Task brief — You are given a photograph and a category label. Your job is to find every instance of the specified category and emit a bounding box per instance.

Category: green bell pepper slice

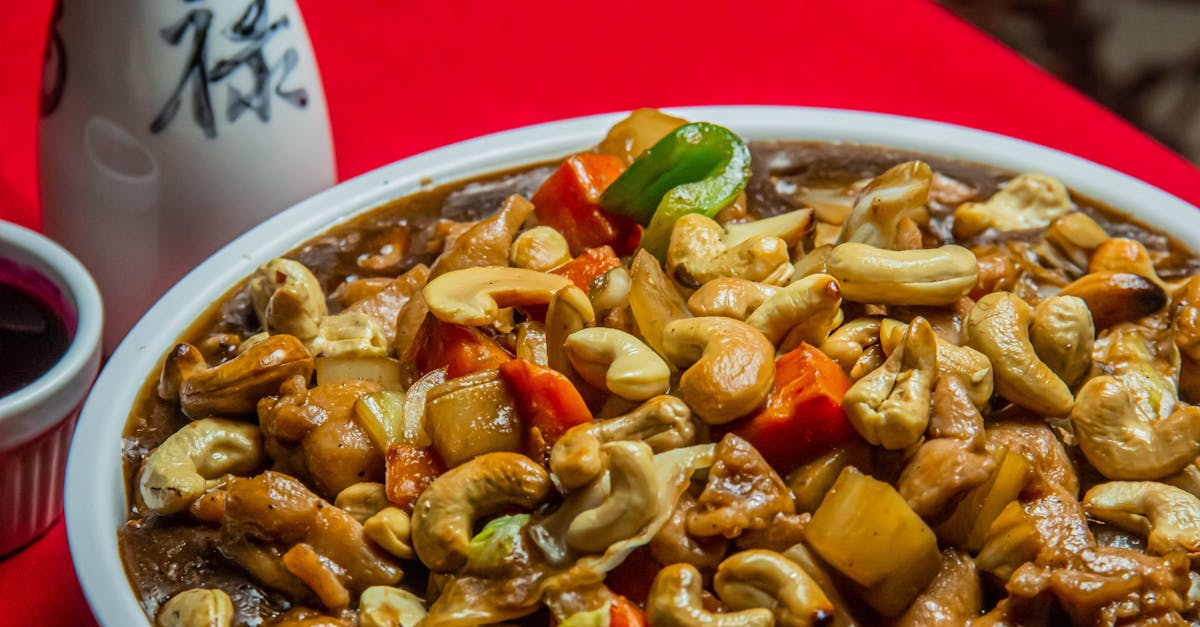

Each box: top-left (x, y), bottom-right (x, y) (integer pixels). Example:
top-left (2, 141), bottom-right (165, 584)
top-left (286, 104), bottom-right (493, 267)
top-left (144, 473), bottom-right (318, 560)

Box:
top-left (599, 122), bottom-right (750, 258)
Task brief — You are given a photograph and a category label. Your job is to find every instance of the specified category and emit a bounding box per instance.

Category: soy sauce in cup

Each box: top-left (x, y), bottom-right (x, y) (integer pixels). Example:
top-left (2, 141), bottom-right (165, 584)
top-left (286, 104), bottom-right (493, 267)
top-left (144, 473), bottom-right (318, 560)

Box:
top-left (0, 284), bottom-right (71, 397)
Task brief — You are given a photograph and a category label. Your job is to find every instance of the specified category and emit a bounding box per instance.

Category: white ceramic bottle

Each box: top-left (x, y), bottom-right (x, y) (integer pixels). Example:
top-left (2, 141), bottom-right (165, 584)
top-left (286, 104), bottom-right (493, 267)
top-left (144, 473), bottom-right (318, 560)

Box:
top-left (39, 0), bottom-right (336, 352)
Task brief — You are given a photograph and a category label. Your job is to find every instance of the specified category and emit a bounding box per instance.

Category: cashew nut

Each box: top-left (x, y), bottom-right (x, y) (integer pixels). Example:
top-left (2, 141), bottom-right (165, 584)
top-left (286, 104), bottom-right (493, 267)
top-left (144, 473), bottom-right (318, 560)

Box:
top-left (410, 452), bottom-right (552, 572)
top-left (359, 586), bottom-right (426, 627)
top-left (1045, 212), bottom-right (1109, 270)
top-left (714, 550), bottom-right (834, 627)
top-left (566, 440), bottom-right (660, 553)
top-left (334, 482), bottom-right (390, 523)
top-left (838, 160), bottom-right (932, 249)
top-left (1071, 375), bottom-right (1200, 480)
top-left (545, 284), bottom-right (597, 379)
top-left (249, 258), bottom-right (327, 341)
top-left (588, 265), bottom-right (632, 313)
top-left (953, 173), bottom-right (1073, 239)
top-left (687, 278), bottom-right (781, 320)
top-left (723, 209), bottom-right (813, 248)
top-left (879, 318), bottom-right (994, 408)
top-left (667, 213), bottom-right (792, 288)
top-left (967, 292), bottom-right (1073, 416)
top-left (564, 327), bottom-right (670, 400)
top-left (311, 311), bottom-right (389, 358)
top-left (1059, 271), bottom-right (1167, 329)
top-left (826, 243), bottom-right (977, 306)
top-left (662, 317), bottom-right (776, 425)
top-left (139, 418), bottom-right (264, 515)
top-left (820, 316), bottom-right (883, 379)
top-left (161, 335), bottom-right (315, 419)
top-left (156, 588), bottom-right (233, 627)
top-left (1084, 481), bottom-right (1200, 561)
top-left (550, 395), bottom-right (696, 489)
top-left (509, 226), bottom-right (572, 271)
top-left (647, 563), bottom-right (775, 627)
top-left (745, 273), bottom-right (843, 347)
top-left (364, 507), bottom-right (415, 560)
top-left (1029, 295), bottom-right (1094, 386)
top-left (422, 266), bottom-right (575, 326)
top-left (1089, 237), bottom-right (1164, 286)
top-left (844, 317), bottom-right (938, 449)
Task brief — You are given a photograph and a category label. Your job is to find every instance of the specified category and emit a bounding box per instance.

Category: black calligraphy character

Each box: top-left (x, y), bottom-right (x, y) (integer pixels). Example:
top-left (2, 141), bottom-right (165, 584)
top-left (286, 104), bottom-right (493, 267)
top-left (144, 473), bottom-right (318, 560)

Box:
top-left (150, 8), bottom-right (217, 138)
top-left (210, 0), bottom-right (309, 125)
top-left (40, 0), bottom-right (67, 117)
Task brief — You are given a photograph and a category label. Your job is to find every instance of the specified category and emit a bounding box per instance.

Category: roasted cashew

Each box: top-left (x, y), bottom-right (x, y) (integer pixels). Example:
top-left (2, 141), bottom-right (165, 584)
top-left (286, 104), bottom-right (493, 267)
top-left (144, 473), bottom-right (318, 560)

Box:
top-left (1176, 276), bottom-right (1200, 363)
top-left (410, 452), bottom-right (552, 572)
top-left (745, 273), bottom-right (843, 347)
top-left (156, 588), bottom-right (233, 627)
top-left (564, 327), bottom-right (670, 400)
top-left (550, 395), bottom-right (695, 489)
top-left (545, 285), bottom-right (597, 378)
top-left (364, 507), bottom-right (415, 560)
top-left (1071, 375), bottom-right (1200, 480)
top-left (967, 292), bottom-right (1073, 416)
top-left (1045, 211), bottom-right (1109, 270)
top-left (311, 311), bottom-right (389, 358)
top-left (662, 317), bottom-right (776, 425)
top-left (953, 173), bottom-right (1073, 239)
top-left (588, 265), bottom-right (632, 313)
top-left (879, 318), bottom-right (993, 408)
top-left (714, 550), bottom-right (834, 627)
top-left (509, 226), bottom-right (571, 271)
top-left (359, 586), bottom-right (426, 627)
top-left (1029, 295), bottom-right (1094, 386)
top-left (1059, 271), bottom-right (1167, 329)
top-left (838, 160), bottom-right (932, 249)
top-left (647, 563), bottom-right (775, 627)
top-left (139, 418), bottom-right (264, 515)
top-left (249, 258), bottom-right (327, 341)
top-left (1089, 237), bottom-right (1164, 286)
top-left (723, 209), bottom-right (813, 248)
top-left (844, 317), bottom-right (938, 449)
top-left (667, 213), bottom-right (792, 288)
top-left (161, 335), bottom-right (315, 419)
top-left (422, 266), bottom-right (574, 326)
top-left (334, 482), bottom-right (390, 523)
top-left (687, 278), bottom-right (781, 320)
top-left (820, 316), bottom-right (883, 378)
top-left (827, 243), bottom-right (977, 306)
top-left (566, 441), bottom-right (660, 553)
top-left (1084, 481), bottom-right (1200, 561)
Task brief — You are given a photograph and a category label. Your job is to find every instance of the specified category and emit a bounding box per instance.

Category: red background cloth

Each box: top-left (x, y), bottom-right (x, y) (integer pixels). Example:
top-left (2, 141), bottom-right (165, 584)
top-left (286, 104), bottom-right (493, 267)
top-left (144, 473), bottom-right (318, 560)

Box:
top-left (1, 0), bottom-right (1198, 625)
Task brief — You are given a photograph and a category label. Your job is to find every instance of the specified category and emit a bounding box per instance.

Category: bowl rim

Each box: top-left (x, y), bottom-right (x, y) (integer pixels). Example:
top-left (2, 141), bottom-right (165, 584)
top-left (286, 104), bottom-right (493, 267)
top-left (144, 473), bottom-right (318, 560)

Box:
top-left (65, 105), bottom-right (1200, 625)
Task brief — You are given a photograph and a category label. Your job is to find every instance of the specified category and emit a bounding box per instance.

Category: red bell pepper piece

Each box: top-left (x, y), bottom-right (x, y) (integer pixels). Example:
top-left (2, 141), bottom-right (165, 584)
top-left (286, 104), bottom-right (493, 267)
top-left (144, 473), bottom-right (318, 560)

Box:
top-left (605, 546), bottom-right (660, 607)
top-left (385, 444), bottom-right (445, 512)
top-left (553, 245), bottom-right (623, 291)
top-left (609, 593), bottom-right (648, 627)
top-left (499, 359), bottom-right (593, 457)
top-left (532, 154), bottom-right (640, 256)
top-left (413, 316), bottom-right (512, 379)
top-left (730, 343), bottom-right (858, 473)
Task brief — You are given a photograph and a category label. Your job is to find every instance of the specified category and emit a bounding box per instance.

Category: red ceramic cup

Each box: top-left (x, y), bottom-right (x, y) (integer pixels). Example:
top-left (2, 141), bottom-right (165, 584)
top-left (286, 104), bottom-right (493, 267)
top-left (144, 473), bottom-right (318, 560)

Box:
top-left (0, 221), bottom-right (101, 556)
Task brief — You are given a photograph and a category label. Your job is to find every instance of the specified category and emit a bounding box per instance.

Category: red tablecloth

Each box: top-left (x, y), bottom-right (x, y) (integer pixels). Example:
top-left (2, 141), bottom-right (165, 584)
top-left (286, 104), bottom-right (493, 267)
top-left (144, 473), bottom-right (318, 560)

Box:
top-left (2, 0), bottom-right (1199, 625)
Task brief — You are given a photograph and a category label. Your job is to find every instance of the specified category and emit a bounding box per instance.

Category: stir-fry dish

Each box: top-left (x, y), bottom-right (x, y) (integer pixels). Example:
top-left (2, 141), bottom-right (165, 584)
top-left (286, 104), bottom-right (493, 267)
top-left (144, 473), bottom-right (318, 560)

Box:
top-left (121, 109), bottom-right (1200, 626)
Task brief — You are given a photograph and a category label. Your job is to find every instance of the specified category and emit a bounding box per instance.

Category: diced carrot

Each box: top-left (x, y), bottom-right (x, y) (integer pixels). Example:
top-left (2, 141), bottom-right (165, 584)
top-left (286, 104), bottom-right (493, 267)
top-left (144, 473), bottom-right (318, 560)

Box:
top-left (553, 245), bottom-right (623, 291)
top-left (730, 343), bottom-right (858, 473)
top-left (413, 315), bottom-right (512, 379)
top-left (384, 444), bottom-right (445, 512)
top-left (609, 593), bottom-right (647, 627)
top-left (532, 154), bottom-right (640, 255)
top-left (498, 359), bottom-right (593, 458)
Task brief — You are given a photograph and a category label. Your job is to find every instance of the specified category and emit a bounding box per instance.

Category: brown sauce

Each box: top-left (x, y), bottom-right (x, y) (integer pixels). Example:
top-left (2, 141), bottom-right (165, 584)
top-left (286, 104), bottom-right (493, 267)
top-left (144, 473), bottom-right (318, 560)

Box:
top-left (118, 141), bottom-right (1200, 625)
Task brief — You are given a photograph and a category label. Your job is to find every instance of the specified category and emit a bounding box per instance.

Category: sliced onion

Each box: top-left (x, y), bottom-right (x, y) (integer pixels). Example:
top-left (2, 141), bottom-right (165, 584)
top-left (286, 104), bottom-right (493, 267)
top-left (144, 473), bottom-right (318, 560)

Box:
top-left (401, 367), bottom-right (446, 447)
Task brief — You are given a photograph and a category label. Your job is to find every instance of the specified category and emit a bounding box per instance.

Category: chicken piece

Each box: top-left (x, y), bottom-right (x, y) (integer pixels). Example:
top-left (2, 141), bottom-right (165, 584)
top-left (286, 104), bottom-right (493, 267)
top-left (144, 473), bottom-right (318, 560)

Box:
top-left (343, 264), bottom-right (430, 345)
top-left (216, 471), bottom-right (402, 609)
top-left (687, 433), bottom-right (795, 538)
top-left (895, 549), bottom-right (982, 627)
top-left (428, 195), bottom-right (534, 278)
top-left (987, 418), bottom-right (1079, 498)
top-left (897, 377), bottom-right (994, 518)
top-left (258, 376), bottom-right (385, 500)
top-left (649, 491), bottom-right (728, 568)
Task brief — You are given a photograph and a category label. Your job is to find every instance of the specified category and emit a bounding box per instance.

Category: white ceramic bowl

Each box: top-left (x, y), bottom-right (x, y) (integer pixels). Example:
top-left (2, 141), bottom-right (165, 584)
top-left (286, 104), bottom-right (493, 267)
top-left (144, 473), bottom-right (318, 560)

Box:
top-left (64, 106), bottom-right (1200, 625)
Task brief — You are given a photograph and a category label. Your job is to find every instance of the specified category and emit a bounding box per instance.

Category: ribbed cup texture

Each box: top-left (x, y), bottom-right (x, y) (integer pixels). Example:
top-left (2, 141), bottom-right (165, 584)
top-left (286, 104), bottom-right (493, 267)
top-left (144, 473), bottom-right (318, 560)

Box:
top-left (0, 410), bottom-right (79, 556)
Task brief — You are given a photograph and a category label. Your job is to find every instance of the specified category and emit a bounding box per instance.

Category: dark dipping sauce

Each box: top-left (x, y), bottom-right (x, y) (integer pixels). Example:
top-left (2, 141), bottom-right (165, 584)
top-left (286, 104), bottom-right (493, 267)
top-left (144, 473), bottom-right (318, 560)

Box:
top-left (118, 141), bottom-right (1200, 626)
top-left (0, 284), bottom-right (70, 398)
